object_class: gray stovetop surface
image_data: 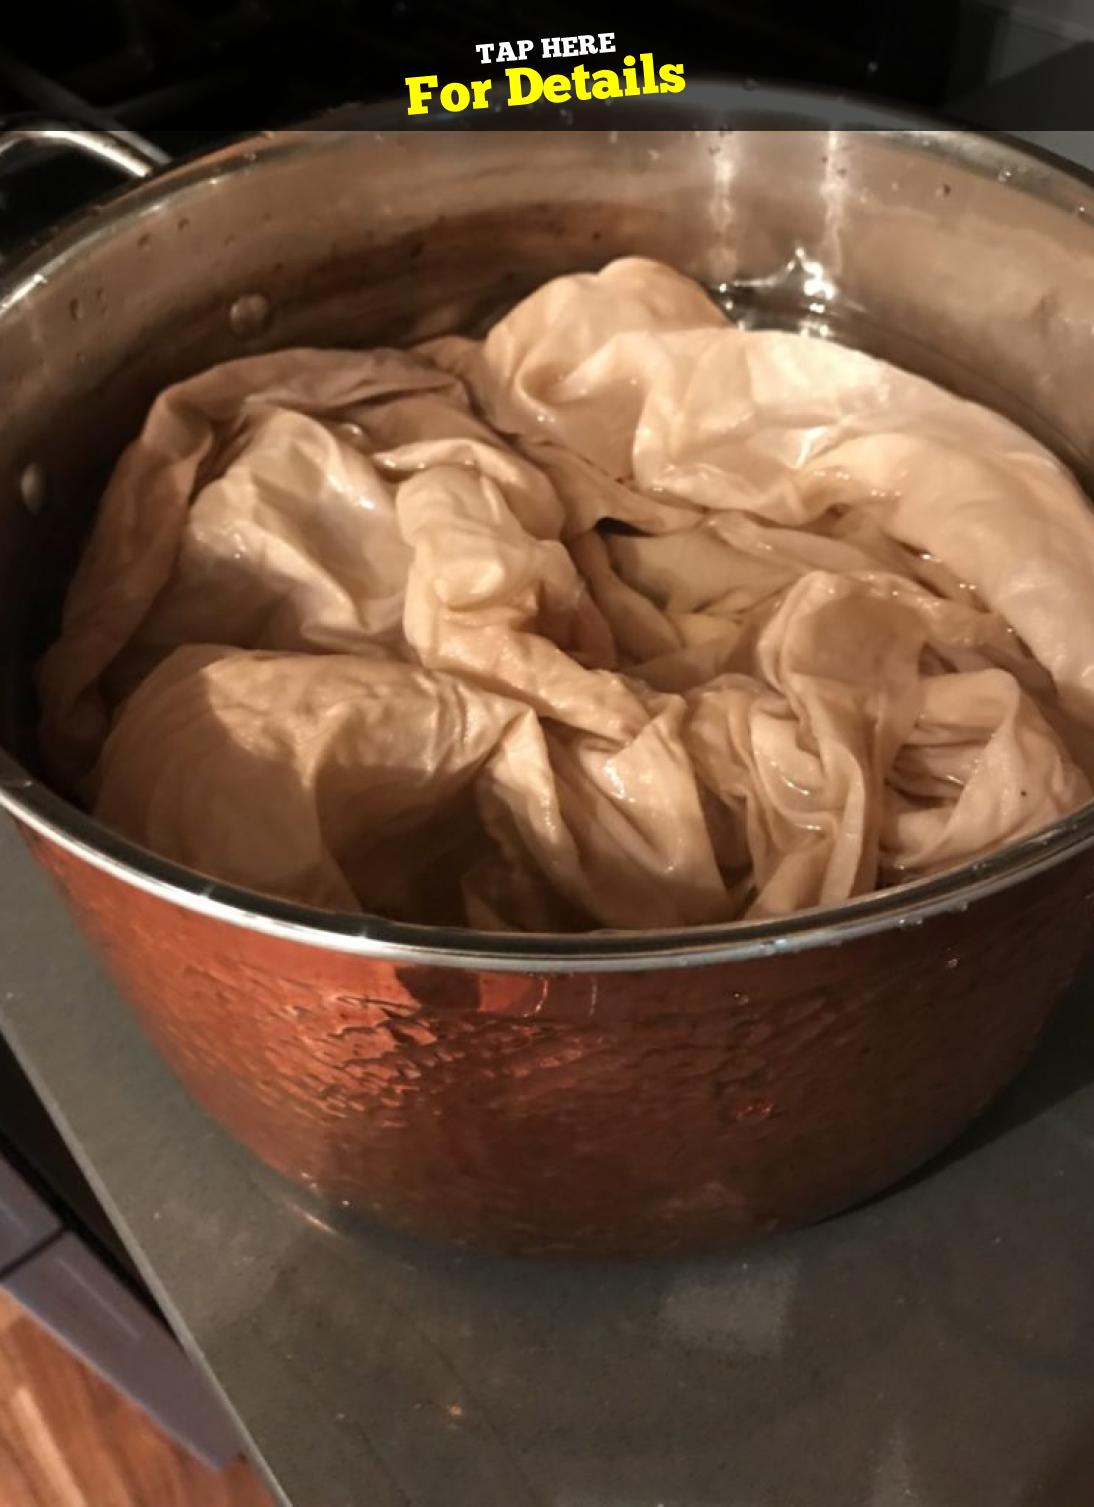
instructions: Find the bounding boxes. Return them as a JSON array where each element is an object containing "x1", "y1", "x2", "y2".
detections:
[{"x1": 3, "y1": 815, "x2": 1094, "y2": 1507}]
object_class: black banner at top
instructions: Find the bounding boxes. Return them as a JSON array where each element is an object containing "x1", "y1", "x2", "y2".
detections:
[{"x1": 1, "y1": 0, "x2": 1093, "y2": 144}]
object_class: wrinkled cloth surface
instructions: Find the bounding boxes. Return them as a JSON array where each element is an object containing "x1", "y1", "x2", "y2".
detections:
[{"x1": 37, "y1": 258, "x2": 1094, "y2": 930}]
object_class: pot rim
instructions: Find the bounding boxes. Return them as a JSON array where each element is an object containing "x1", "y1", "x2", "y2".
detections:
[{"x1": 3, "y1": 95, "x2": 1094, "y2": 972}]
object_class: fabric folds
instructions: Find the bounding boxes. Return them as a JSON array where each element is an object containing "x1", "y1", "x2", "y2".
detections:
[{"x1": 38, "y1": 258, "x2": 1094, "y2": 930}]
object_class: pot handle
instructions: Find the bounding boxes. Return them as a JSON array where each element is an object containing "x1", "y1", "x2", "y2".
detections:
[{"x1": 0, "y1": 119, "x2": 169, "y2": 180}]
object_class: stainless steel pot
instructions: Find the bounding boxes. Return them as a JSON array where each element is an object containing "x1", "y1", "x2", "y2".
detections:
[{"x1": 2, "y1": 99, "x2": 1093, "y2": 1254}]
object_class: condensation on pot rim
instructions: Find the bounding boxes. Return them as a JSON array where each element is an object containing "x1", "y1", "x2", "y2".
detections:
[{"x1": 18, "y1": 462, "x2": 46, "y2": 515}]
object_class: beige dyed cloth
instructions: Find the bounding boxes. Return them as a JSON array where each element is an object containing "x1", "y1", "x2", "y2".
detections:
[{"x1": 37, "y1": 258, "x2": 1094, "y2": 930}]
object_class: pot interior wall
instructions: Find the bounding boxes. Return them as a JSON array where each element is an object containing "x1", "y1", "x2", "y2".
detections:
[{"x1": 3, "y1": 126, "x2": 1094, "y2": 787}]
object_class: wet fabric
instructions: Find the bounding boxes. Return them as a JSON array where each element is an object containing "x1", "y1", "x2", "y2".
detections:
[{"x1": 38, "y1": 258, "x2": 1094, "y2": 930}]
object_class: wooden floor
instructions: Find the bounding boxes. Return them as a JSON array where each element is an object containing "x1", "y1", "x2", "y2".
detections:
[{"x1": 0, "y1": 1289, "x2": 274, "y2": 1507}]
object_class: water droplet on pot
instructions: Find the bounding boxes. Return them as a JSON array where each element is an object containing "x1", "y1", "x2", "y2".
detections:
[
  {"x1": 731, "y1": 991, "x2": 751, "y2": 1004},
  {"x1": 68, "y1": 297, "x2": 83, "y2": 321},
  {"x1": 936, "y1": 183, "x2": 952, "y2": 198},
  {"x1": 736, "y1": 1098, "x2": 774, "y2": 1122},
  {"x1": 945, "y1": 956, "x2": 960, "y2": 970},
  {"x1": 229, "y1": 292, "x2": 271, "y2": 338},
  {"x1": 138, "y1": 231, "x2": 152, "y2": 249},
  {"x1": 19, "y1": 462, "x2": 46, "y2": 515}
]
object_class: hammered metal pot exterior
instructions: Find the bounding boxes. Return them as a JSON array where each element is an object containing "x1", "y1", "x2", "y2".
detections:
[{"x1": 25, "y1": 830, "x2": 1094, "y2": 1255}]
